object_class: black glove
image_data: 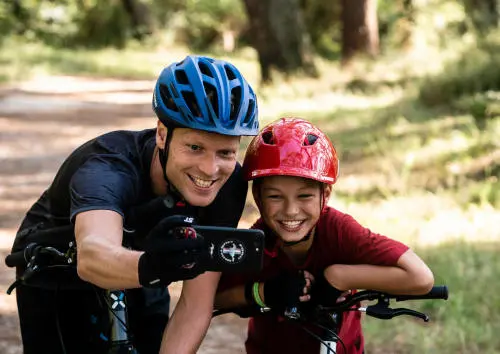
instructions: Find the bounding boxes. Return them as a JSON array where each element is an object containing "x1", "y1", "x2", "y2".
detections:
[
  {"x1": 263, "y1": 271, "x2": 306, "y2": 311},
  {"x1": 309, "y1": 274, "x2": 343, "y2": 307},
  {"x1": 138, "y1": 215, "x2": 207, "y2": 287}
]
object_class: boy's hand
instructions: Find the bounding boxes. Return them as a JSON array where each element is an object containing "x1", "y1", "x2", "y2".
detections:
[
  {"x1": 299, "y1": 270, "x2": 315, "y2": 302},
  {"x1": 310, "y1": 274, "x2": 344, "y2": 306},
  {"x1": 263, "y1": 270, "x2": 312, "y2": 310}
]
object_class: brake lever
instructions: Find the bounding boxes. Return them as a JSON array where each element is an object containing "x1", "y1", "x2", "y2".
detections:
[
  {"x1": 391, "y1": 308, "x2": 429, "y2": 322},
  {"x1": 363, "y1": 304, "x2": 429, "y2": 322}
]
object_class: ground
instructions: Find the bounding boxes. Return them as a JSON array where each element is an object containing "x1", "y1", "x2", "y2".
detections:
[{"x1": 0, "y1": 76, "x2": 249, "y2": 354}]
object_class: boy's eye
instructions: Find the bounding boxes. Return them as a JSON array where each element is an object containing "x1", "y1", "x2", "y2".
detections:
[
  {"x1": 298, "y1": 194, "x2": 314, "y2": 199},
  {"x1": 266, "y1": 195, "x2": 282, "y2": 199}
]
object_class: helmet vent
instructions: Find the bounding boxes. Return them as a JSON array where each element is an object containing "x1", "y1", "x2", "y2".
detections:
[
  {"x1": 224, "y1": 65, "x2": 237, "y2": 80},
  {"x1": 230, "y1": 86, "x2": 242, "y2": 120},
  {"x1": 304, "y1": 134, "x2": 318, "y2": 146},
  {"x1": 204, "y1": 83, "x2": 219, "y2": 117},
  {"x1": 175, "y1": 70, "x2": 189, "y2": 84},
  {"x1": 243, "y1": 99, "x2": 255, "y2": 125},
  {"x1": 262, "y1": 130, "x2": 275, "y2": 145},
  {"x1": 182, "y1": 91, "x2": 201, "y2": 117},
  {"x1": 159, "y1": 84, "x2": 178, "y2": 112},
  {"x1": 198, "y1": 62, "x2": 213, "y2": 77}
]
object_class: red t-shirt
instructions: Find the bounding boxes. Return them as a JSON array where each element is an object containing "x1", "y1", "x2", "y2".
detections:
[{"x1": 218, "y1": 206, "x2": 409, "y2": 354}]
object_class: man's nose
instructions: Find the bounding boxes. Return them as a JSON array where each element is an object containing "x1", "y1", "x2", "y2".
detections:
[{"x1": 198, "y1": 153, "x2": 219, "y2": 176}]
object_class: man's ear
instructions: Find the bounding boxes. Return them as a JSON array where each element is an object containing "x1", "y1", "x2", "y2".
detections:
[{"x1": 156, "y1": 120, "x2": 167, "y2": 149}]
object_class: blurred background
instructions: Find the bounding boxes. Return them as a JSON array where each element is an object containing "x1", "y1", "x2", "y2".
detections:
[{"x1": 0, "y1": 0, "x2": 499, "y2": 353}]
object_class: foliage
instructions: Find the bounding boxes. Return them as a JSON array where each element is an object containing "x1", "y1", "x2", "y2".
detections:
[
  {"x1": 419, "y1": 32, "x2": 500, "y2": 108},
  {"x1": 174, "y1": 0, "x2": 247, "y2": 51},
  {"x1": 364, "y1": 242, "x2": 500, "y2": 353}
]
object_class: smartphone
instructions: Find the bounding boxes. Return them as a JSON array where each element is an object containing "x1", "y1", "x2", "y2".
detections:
[{"x1": 193, "y1": 225, "x2": 265, "y2": 273}]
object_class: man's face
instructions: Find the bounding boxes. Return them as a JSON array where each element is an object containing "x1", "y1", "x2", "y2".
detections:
[{"x1": 164, "y1": 128, "x2": 240, "y2": 207}]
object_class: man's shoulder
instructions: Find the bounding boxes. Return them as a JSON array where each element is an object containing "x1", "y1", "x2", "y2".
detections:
[{"x1": 94, "y1": 128, "x2": 156, "y2": 153}]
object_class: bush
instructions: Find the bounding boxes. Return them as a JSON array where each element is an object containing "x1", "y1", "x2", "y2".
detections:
[{"x1": 419, "y1": 32, "x2": 500, "y2": 106}]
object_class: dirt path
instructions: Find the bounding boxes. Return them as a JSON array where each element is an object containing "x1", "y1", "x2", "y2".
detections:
[{"x1": 0, "y1": 76, "x2": 248, "y2": 353}]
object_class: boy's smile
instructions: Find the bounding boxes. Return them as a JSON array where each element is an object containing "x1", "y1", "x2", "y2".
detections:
[{"x1": 258, "y1": 176, "x2": 328, "y2": 243}]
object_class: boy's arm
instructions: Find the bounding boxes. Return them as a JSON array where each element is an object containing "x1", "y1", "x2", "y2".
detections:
[
  {"x1": 324, "y1": 249, "x2": 434, "y2": 295},
  {"x1": 159, "y1": 271, "x2": 220, "y2": 354}
]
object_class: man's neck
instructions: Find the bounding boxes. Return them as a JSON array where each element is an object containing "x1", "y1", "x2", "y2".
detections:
[{"x1": 150, "y1": 147, "x2": 168, "y2": 196}]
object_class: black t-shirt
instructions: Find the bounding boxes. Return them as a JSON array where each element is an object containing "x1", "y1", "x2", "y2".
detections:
[{"x1": 13, "y1": 128, "x2": 248, "y2": 252}]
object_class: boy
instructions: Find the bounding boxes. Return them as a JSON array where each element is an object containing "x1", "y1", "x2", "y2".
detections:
[{"x1": 215, "y1": 117, "x2": 434, "y2": 354}]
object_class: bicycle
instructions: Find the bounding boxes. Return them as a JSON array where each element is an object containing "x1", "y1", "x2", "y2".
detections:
[
  {"x1": 212, "y1": 284, "x2": 449, "y2": 353},
  {"x1": 5, "y1": 242, "x2": 139, "y2": 354}
]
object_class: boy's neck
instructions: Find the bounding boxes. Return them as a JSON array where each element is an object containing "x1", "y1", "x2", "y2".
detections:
[{"x1": 280, "y1": 228, "x2": 315, "y2": 266}]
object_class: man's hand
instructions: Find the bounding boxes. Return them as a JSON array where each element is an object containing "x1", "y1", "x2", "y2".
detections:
[{"x1": 138, "y1": 215, "x2": 207, "y2": 287}]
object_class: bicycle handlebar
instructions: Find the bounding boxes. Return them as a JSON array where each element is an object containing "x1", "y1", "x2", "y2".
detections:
[
  {"x1": 318, "y1": 285, "x2": 448, "y2": 313},
  {"x1": 5, "y1": 243, "x2": 70, "y2": 268}
]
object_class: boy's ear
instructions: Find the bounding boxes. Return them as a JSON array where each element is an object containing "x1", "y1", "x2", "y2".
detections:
[
  {"x1": 323, "y1": 184, "x2": 333, "y2": 201},
  {"x1": 251, "y1": 181, "x2": 263, "y2": 210},
  {"x1": 156, "y1": 120, "x2": 168, "y2": 149}
]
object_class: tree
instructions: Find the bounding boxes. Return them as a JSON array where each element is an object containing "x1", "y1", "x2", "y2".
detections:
[
  {"x1": 120, "y1": 0, "x2": 153, "y2": 40},
  {"x1": 341, "y1": 0, "x2": 379, "y2": 65},
  {"x1": 463, "y1": 0, "x2": 499, "y2": 33},
  {"x1": 242, "y1": 0, "x2": 317, "y2": 83}
]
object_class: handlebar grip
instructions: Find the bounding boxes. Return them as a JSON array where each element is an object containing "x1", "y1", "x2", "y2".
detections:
[
  {"x1": 5, "y1": 251, "x2": 28, "y2": 268},
  {"x1": 395, "y1": 285, "x2": 448, "y2": 301}
]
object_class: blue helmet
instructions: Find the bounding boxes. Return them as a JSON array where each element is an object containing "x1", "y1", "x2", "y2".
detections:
[{"x1": 153, "y1": 55, "x2": 259, "y2": 136}]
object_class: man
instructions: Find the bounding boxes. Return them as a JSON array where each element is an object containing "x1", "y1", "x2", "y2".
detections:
[{"x1": 7, "y1": 55, "x2": 259, "y2": 354}]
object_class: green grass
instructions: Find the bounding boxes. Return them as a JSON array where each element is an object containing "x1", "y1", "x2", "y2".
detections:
[
  {"x1": 363, "y1": 242, "x2": 500, "y2": 354},
  {"x1": 0, "y1": 38, "x2": 191, "y2": 82}
]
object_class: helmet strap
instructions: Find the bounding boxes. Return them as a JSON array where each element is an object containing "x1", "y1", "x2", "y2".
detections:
[{"x1": 158, "y1": 127, "x2": 183, "y2": 207}]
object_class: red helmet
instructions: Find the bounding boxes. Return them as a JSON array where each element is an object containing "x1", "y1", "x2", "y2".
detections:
[{"x1": 243, "y1": 117, "x2": 339, "y2": 184}]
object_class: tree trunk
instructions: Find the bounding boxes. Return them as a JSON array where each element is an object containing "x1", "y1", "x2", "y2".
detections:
[
  {"x1": 242, "y1": 0, "x2": 317, "y2": 83},
  {"x1": 341, "y1": 0, "x2": 379, "y2": 65},
  {"x1": 120, "y1": 0, "x2": 153, "y2": 40}
]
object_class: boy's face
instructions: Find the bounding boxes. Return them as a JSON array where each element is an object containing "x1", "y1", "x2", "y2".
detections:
[
  {"x1": 257, "y1": 176, "x2": 329, "y2": 243},
  {"x1": 159, "y1": 126, "x2": 240, "y2": 207}
]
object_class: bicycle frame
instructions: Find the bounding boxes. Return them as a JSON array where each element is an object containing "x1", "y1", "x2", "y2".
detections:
[{"x1": 5, "y1": 243, "x2": 139, "y2": 354}]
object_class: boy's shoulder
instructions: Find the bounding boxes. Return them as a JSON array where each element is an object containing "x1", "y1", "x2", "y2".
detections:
[{"x1": 318, "y1": 206, "x2": 353, "y2": 226}]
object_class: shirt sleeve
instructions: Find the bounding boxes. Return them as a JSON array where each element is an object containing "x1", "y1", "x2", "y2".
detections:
[
  {"x1": 69, "y1": 154, "x2": 140, "y2": 222},
  {"x1": 334, "y1": 212, "x2": 409, "y2": 266}
]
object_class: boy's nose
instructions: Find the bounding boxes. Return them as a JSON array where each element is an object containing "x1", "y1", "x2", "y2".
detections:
[{"x1": 284, "y1": 201, "x2": 299, "y2": 216}]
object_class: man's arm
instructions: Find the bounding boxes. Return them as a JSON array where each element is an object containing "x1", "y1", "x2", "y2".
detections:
[
  {"x1": 75, "y1": 209, "x2": 142, "y2": 289},
  {"x1": 324, "y1": 249, "x2": 434, "y2": 295},
  {"x1": 160, "y1": 271, "x2": 221, "y2": 354}
]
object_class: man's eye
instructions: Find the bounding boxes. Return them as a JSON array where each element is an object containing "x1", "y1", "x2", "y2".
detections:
[
  {"x1": 220, "y1": 150, "x2": 236, "y2": 158},
  {"x1": 190, "y1": 144, "x2": 201, "y2": 151}
]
